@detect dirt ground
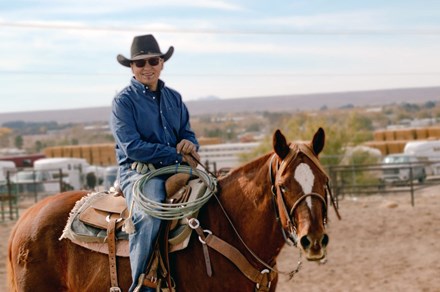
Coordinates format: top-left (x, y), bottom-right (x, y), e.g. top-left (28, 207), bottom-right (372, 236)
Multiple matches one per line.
top-left (1, 186), bottom-right (440, 292)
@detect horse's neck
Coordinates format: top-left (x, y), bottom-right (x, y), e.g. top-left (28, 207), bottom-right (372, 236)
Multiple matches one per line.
top-left (215, 154), bottom-right (285, 260)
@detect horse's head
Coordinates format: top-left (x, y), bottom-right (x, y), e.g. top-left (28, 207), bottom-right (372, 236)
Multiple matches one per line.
top-left (271, 127), bottom-right (332, 261)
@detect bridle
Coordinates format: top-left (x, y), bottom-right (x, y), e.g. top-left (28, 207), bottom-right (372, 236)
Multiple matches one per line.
top-left (269, 143), bottom-right (339, 247)
top-left (187, 147), bottom-right (340, 288)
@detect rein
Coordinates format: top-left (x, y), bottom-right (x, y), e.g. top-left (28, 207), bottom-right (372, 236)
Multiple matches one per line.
top-left (189, 155), bottom-right (303, 284)
top-left (186, 149), bottom-right (340, 289)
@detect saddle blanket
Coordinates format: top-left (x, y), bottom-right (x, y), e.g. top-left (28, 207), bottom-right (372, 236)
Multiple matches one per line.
top-left (59, 191), bottom-right (131, 257)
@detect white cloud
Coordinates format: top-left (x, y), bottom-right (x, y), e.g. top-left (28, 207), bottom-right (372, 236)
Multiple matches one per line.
top-left (1, 0), bottom-right (243, 18)
top-left (260, 11), bottom-right (385, 30)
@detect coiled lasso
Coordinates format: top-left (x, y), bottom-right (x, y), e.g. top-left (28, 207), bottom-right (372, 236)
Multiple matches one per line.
top-left (131, 165), bottom-right (217, 220)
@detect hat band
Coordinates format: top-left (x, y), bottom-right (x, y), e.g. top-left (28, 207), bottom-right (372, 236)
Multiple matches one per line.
top-left (133, 50), bottom-right (160, 57)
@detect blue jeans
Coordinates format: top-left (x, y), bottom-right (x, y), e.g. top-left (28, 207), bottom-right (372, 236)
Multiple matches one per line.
top-left (119, 165), bottom-right (166, 292)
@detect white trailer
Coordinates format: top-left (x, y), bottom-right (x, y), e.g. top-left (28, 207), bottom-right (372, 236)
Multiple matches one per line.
top-left (0, 161), bottom-right (17, 184)
top-left (404, 140), bottom-right (440, 175)
top-left (33, 157), bottom-right (89, 190)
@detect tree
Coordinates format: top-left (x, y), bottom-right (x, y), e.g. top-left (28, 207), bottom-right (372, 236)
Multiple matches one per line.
top-left (34, 140), bottom-right (44, 153)
top-left (424, 101), bottom-right (436, 109)
top-left (345, 112), bottom-right (374, 144)
top-left (15, 135), bottom-right (24, 149)
top-left (241, 112), bottom-right (350, 166)
top-left (0, 127), bottom-right (12, 148)
top-left (243, 110), bottom-right (378, 167)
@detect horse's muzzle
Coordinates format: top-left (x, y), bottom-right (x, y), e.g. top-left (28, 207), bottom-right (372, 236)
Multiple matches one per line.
top-left (299, 233), bottom-right (329, 260)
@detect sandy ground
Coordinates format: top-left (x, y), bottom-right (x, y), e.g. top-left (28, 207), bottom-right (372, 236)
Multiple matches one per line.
top-left (1, 186), bottom-right (440, 292)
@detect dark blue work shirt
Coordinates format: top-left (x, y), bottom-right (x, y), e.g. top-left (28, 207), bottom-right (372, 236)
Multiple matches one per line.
top-left (110, 77), bottom-right (198, 167)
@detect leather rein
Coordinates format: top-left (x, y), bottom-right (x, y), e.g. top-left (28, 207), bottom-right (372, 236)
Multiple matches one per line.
top-left (188, 146), bottom-right (340, 290)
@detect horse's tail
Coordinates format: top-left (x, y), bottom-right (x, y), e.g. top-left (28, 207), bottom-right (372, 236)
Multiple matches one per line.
top-left (7, 225), bottom-right (18, 292)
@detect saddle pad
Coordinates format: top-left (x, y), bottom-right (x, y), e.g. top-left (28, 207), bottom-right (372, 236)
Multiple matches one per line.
top-left (59, 191), bottom-right (129, 244)
top-left (69, 237), bottom-right (130, 257)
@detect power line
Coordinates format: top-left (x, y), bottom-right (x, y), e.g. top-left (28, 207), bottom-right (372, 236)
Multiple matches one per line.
top-left (1, 21), bottom-right (440, 35)
top-left (1, 70), bottom-right (440, 77)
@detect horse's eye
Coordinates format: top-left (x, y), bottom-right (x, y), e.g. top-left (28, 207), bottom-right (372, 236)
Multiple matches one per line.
top-left (280, 185), bottom-right (288, 193)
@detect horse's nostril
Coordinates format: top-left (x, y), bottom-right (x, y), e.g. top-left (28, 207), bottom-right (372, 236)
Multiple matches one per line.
top-left (300, 235), bottom-right (311, 248)
top-left (321, 234), bottom-right (329, 247)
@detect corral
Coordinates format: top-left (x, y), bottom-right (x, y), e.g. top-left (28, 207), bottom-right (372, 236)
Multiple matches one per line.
top-left (1, 185), bottom-right (439, 291)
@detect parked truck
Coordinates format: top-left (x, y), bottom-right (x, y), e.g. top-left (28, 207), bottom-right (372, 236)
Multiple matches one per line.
top-left (381, 153), bottom-right (427, 183)
top-left (404, 140), bottom-right (440, 175)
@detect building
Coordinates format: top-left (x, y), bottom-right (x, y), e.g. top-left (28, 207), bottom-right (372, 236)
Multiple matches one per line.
top-left (198, 142), bottom-right (260, 171)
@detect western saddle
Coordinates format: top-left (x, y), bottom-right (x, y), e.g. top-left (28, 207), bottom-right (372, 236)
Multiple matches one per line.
top-left (69, 173), bottom-right (205, 292)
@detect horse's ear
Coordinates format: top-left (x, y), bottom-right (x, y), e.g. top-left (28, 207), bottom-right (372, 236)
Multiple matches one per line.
top-left (312, 127), bottom-right (325, 155)
top-left (273, 129), bottom-right (290, 159)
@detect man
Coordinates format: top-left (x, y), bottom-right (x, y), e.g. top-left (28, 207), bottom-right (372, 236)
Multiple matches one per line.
top-left (110, 34), bottom-right (200, 292)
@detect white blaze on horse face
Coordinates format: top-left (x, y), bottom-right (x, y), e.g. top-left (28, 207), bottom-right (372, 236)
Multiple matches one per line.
top-left (294, 163), bottom-right (315, 211)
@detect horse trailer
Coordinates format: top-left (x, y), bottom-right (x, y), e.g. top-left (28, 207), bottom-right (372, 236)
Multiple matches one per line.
top-left (33, 157), bottom-right (90, 190)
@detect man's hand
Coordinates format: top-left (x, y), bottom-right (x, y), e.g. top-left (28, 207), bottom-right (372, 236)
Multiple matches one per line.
top-left (176, 139), bottom-right (197, 154)
top-left (177, 139), bottom-right (200, 167)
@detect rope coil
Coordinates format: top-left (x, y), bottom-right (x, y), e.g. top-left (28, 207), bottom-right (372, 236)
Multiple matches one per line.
top-left (132, 165), bottom-right (217, 220)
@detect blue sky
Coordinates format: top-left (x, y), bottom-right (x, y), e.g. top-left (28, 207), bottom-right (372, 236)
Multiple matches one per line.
top-left (0, 0), bottom-right (439, 113)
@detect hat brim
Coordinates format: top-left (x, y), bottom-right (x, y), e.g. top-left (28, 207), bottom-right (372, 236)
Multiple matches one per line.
top-left (117, 46), bottom-right (174, 67)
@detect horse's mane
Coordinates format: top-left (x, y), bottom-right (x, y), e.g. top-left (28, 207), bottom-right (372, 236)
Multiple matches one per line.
top-left (218, 140), bottom-right (312, 183)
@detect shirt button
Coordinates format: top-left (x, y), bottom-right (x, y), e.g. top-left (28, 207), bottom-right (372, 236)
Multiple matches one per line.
top-left (167, 143), bottom-right (170, 146)
top-left (153, 96), bottom-right (156, 99)
top-left (143, 91), bottom-right (145, 93)
top-left (160, 162), bottom-right (163, 165)
top-left (164, 126), bottom-right (167, 129)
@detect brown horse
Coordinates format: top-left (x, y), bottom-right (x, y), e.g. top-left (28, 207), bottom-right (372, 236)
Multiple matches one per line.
top-left (8, 128), bottom-right (338, 292)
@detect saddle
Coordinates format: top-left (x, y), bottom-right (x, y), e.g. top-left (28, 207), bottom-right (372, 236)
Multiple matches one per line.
top-left (61, 173), bottom-right (207, 291)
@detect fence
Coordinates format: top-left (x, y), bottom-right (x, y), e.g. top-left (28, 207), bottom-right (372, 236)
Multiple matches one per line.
top-left (327, 160), bottom-right (437, 206)
top-left (2, 159), bottom-right (438, 222)
top-left (0, 173), bottom-right (19, 221)
top-left (0, 169), bottom-right (74, 222)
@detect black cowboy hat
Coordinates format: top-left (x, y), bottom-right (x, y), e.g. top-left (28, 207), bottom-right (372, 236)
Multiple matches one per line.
top-left (117, 34), bottom-right (174, 67)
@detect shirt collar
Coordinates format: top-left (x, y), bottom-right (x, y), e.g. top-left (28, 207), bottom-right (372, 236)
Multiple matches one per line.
top-left (130, 77), bottom-right (165, 92)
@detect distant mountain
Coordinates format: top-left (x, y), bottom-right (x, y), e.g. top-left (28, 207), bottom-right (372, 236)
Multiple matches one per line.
top-left (193, 95), bottom-right (221, 101)
top-left (1, 86), bottom-right (439, 124)
top-left (186, 86), bottom-right (440, 115)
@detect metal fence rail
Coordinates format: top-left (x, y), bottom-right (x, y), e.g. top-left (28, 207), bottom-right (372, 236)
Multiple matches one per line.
top-left (0, 173), bottom-right (19, 221)
top-left (0, 168), bottom-right (71, 222)
top-left (327, 161), bottom-right (436, 206)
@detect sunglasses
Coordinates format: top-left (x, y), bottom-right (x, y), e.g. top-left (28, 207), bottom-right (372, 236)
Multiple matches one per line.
top-left (132, 57), bottom-right (161, 68)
